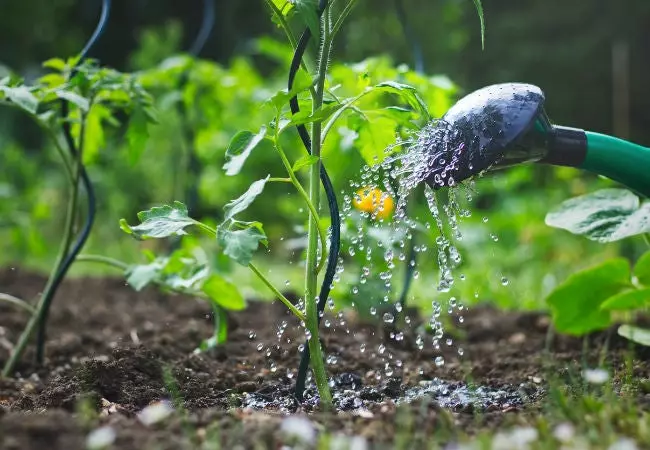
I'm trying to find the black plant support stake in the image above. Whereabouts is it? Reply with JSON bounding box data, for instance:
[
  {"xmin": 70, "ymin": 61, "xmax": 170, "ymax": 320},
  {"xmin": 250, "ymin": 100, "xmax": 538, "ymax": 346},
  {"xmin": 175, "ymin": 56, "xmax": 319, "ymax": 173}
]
[
  {"xmin": 34, "ymin": 0, "xmax": 111, "ymax": 364},
  {"xmin": 292, "ymin": 0, "xmax": 341, "ymax": 403}
]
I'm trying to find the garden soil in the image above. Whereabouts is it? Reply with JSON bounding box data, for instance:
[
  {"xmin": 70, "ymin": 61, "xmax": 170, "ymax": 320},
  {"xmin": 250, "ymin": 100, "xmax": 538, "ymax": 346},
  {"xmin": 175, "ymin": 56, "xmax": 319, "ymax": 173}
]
[{"xmin": 1, "ymin": 268, "xmax": 649, "ymax": 449}]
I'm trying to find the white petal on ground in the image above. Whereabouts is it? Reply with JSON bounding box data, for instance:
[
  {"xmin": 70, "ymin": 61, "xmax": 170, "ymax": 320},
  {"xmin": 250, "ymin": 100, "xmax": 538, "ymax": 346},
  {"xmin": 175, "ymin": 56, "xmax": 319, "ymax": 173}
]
[
  {"xmin": 582, "ymin": 368, "xmax": 610, "ymax": 384},
  {"xmin": 86, "ymin": 426, "xmax": 116, "ymax": 449},
  {"xmin": 280, "ymin": 416, "xmax": 316, "ymax": 444},
  {"xmin": 137, "ymin": 400, "xmax": 174, "ymax": 426}
]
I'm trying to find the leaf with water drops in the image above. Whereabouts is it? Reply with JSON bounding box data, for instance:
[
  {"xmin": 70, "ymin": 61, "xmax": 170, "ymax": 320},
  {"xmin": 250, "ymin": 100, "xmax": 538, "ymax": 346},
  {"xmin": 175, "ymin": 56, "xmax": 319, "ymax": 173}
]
[
  {"xmin": 217, "ymin": 221, "xmax": 268, "ymax": 266},
  {"xmin": 546, "ymin": 258, "xmax": 631, "ymax": 335},
  {"xmin": 545, "ymin": 189, "xmax": 650, "ymax": 243},
  {"xmin": 375, "ymin": 81, "xmax": 431, "ymax": 120},
  {"xmin": 618, "ymin": 325, "xmax": 650, "ymax": 347},
  {"xmin": 223, "ymin": 126, "xmax": 268, "ymax": 176},
  {"xmin": 223, "ymin": 177, "xmax": 270, "ymax": 221},
  {"xmin": 120, "ymin": 201, "xmax": 198, "ymax": 240}
]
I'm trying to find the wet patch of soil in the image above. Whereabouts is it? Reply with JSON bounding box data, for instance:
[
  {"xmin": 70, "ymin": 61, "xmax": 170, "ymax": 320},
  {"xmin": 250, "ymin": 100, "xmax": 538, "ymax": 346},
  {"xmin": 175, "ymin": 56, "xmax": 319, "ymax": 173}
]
[{"xmin": 0, "ymin": 267, "xmax": 648, "ymax": 449}]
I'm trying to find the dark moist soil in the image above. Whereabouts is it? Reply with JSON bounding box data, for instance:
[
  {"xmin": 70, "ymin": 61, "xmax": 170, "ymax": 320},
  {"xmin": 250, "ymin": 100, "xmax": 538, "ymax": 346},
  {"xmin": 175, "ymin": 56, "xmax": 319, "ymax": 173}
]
[{"xmin": 1, "ymin": 268, "xmax": 649, "ymax": 449}]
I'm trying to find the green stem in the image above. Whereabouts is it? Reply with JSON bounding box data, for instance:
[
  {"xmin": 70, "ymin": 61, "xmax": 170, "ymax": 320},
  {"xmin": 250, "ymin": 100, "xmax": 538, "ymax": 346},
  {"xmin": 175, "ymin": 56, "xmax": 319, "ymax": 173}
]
[
  {"xmin": 274, "ymin": 129, "xmax": 328, "ymax": 274},
  {"xmin": 3, "ymin": 128, "xmax": 83, "ymax": 377},
  {"xmin": 75, "ymin": 254, "xmax": 129, "ymax": 271},
  {"xmin": 644, "ymin": 233, "xmax": 650, "ymax": 248},
  {"xmin": 302, "ymin": 9, "xmax": 334, "ymax": 410},
  {"xmin": 268, "ymin": 177, "xmax": 293, "ymax": 183},
  {"xmin": 248, "ymin": 263, "xmax": 305, "ymax": 322},
  {"xmin": 0, "ymin": 293, "xmax": 35, "ymax": 315}
]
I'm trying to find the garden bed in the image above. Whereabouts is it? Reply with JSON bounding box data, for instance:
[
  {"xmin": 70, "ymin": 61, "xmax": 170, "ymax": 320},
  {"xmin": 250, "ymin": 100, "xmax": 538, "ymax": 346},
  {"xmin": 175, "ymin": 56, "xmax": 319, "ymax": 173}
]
[{"xmin": 0, "ymin": 267, "xmax": 647, "ymax": 449}]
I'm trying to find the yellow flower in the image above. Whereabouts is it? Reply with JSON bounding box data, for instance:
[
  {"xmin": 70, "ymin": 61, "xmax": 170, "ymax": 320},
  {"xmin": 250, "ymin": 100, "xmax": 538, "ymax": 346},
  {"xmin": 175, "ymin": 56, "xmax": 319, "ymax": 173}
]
[{"xmin": 353, "ymin": 186, "xmax": 394, "ymax": 220}]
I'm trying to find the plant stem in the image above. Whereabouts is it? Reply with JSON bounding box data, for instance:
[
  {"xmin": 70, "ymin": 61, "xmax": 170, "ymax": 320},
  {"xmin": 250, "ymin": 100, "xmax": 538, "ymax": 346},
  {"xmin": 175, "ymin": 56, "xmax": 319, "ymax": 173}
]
[
  {"xmin": 2, "ymin": 131, "xmax": 82, "ymax": 377},
  {"xmin": 75, "ymin": 254, "xmax": 129, "ymax": 271},
  {"xmin": 274, "ymin": 130, "xmax": 328, "ymax": 273},
  {"xmin": 248, "ymin": 263, "xmax": 305, "ymax": 322},
  {"xmin": 303, "ymin": 9, "xmax": 334, "ymax": 410},
  {"xmin": 0, "ymin": 293, "xmax": 35, "ymax": 315},
  {"xmin": 644, "ymin": 233, "xmax": 650, "ymax": 248},
  {"xmin": 268, "ymin": 177, "xmax": 293, "ymax": 183}
]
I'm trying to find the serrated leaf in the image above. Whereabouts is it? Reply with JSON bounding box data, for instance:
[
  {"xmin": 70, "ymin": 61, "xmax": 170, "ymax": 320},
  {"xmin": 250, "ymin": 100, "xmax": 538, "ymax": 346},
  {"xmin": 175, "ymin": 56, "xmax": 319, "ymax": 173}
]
[
  {"xmin": 223, "ymin": 177, "xmax": 269, "ymax": 221},
  {"xmin": 600, "ymin": 288, "xmax": 650, "ymax": 311},
  {"xmin": 223, "ymin": 126, "xmax": 267, "ymax": 176},
  {"xmin": 217, "ymin": 222, "xmax": 268, "ymax": 266},
  {"xmin": 295, "ymin": 0, "xmax": 320, "ymax": 38},
  {"xmin": 126, "ymin": 105, "xmax": 150, "ymax": 165},
  {"xmin": 0, "ymin": 86, "xmax": 38, "ymax": 114},
  {"xmin": 202, "ymin": 274, "xmax": 246, "ymax": 310},
  {"xmin": 618, "ymin": 325, "xmax": 650, "ymax": 347},
  {"xmin": 634, "ymin": 251, "xmax": 650, "ymax": 286},
  {"xmin": 546, "ymin": 258, "xmax": 631, "ymax": 335},
  {"xmin": 292, "ymin": 154, "xmax": 319, "ymax": 172},
  {"xmin": 55, "ymin": 90, "xmax": 90, "ymax": 111},
  {"xmin": 375, "ymin": 81, "xmax": 430, "ymax": 120},
  {"xmin": 120, "ymin": 201, "xmax": 197, "ymax": 240},
  {"xmin": 545, "ymin": 189, "xmax": 650, "ymax": 243}
]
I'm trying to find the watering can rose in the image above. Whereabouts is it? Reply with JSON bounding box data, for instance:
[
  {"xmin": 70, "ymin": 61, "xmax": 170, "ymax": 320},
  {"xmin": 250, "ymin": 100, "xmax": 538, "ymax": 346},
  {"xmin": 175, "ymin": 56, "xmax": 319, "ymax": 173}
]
[{"xmin": 353, "ymin": 187, "xmax": 394, "ymax": 220}]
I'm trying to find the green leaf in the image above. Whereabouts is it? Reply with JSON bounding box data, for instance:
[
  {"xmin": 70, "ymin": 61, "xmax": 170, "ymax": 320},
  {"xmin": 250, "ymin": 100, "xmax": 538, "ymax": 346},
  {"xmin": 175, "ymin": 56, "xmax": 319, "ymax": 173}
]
[
  {"xmin": 0, "ymin": 86, "xmax": 38, "ymax": 114},
  {"xmin": 292, "ymin": 154, "xmax": 319, "ymax": 172},
  {"xmin": 126, "ymin": 105, "xmax": 150, "ymax": 164},
  {"xmin": 634, "ymin": 251, "xmax": 650, "ymax": 286},
  {"xmin": 194, "ymin": 307, "xmax": 229, "ymax": 353},
  {"xmin": 223, "ymin": 177, "xmax": 269, "ymax": 221},
  {"xmin": 472, "ymin": 0, "xmax": 485, "ymax": 50},
  {"xmin": 125, "ymin": 259, "xmax": 166, "ymax": 290},
  {"xmin": 546, "ymin": 258, "xmax": 631, "ymax": 335},
  {"xmin": 618, "ymin": 325, "xmax": 650, "ymax": 347},
  {"xmin": 545, "ymin": 189, "xmax": 650, "ymax": 243},
  {"xmin": 294, "ymin": 0, "xmax": 320, "ymax": 38},
  {"xmin": 217, "ymin": 222, "xmax": 268, "ymax": 266},
  {"xmin": 354, "ymin": 116, "xmax": 398, "ymax": 165},
  {"xmin": 120, "ymin": 201, "xmax": 197, "ymax": 240},
  {"xmin": 55, "ymin": 90, "xmax": 90, "ymax": 111},
  {"xmin": 223, "ymin": 126, "xmax": 267, "ymax": 176},
  {"xmin": 600, "ymin": 288, "xmax": 650, "ymax": 311},
  {"xmin": 202, "ymin": 274, "xmax": 246, "ymax": 310},
  {"xmin": 266, "ymin": 71, "xmax": 315, "ymax": 110},
  {"xmin": 42, "ymin": 58, "xmax": 67, "ymax": 72},
  {"xmin": 375, "ymin": 81, "xmax": 431, "ymax": 120},
  {"xmin": 289, "ymin": 103, "xmax": 343, "ymax": 126}
]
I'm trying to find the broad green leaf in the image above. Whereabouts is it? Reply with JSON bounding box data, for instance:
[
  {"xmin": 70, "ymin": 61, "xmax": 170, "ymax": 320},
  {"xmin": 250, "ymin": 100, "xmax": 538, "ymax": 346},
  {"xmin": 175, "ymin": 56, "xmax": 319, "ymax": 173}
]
[
  {"xmin": 354, "ymin": 116, "xmax": 398, "ymax": 165},
  {"xmin": 126, "ymin": 105, "xmax": 150, "ymax": 164},
  {"xmin": 294, "ymin": 0, "xmax": 320, "ymax": 38},
  {"xmin": 223, "ymin": 126, "xmax": 267, "ymax": 176},
  {"xmin": 375, "ymin": 81, "xmax": 430, "ymax": 120},
  {"xmin": 217, "ymin": 222, "xmax": 268, "ymax": 266},
  {"xmin": 618, "ymin": 325, "xmax": 650, "ymax": 347},
  {"xmin": 223, "ymin": 177, "xmax": 269, "ymax": 221},
  {"xmin": 292, "ymin": 154, "xmax": 319, "ymax": 172},
  {"xmin": 202, "ymin": 274, "xmax": 246, "ymax": 310},
  {"xmin": 545, "ymin": 189, "xmax": 650, "ymax": 243},
  {"xmin": 600, "ymin": 288, "xmax": 650, "ymax": 311},
  {"xmin": 55, "ymin": 90, "xmax": 90, "ymax": 111},
  {"xmin": 472, "ymin": 0, "xmax": 485, "ymax": 50},
  {"xmin": 42, "ymin": 58, "xmax": 67, "ymax": 71},
  {"xmin": 634, "ymin": 251, "xmax": 650, "ymax": 286},
  {"xmin": 546, "ymin": 258, "xmax": 631, "ymax": 335},
  {"xmin": 0, "ymin": 86, "xmax": 38, "ymax": 114},
  {"xmin": 82, "ymin": 103, "xmax": 108, "ymax": 164},
  {"xmin": 120, "ymin": 201, "xmax": 197, "ymax": 240},
  {"xmin": 271, "ymin": 0, "xmax": 294, "ymax": 15}
]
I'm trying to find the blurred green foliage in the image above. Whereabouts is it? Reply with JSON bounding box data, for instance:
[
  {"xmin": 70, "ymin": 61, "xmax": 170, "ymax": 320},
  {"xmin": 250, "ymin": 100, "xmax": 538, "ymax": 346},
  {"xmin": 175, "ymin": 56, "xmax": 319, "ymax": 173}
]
[{"xmin": 1, "ymin": 2, "xmax": 649, "ymax": 315}]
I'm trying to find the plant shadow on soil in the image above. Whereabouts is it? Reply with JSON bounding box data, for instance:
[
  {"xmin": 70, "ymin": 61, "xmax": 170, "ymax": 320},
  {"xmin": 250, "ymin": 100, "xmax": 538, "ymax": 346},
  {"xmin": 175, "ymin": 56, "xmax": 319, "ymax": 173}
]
[{"xmin": 1, "ymin": 268, "xmax": 649, "ymax": 449}]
